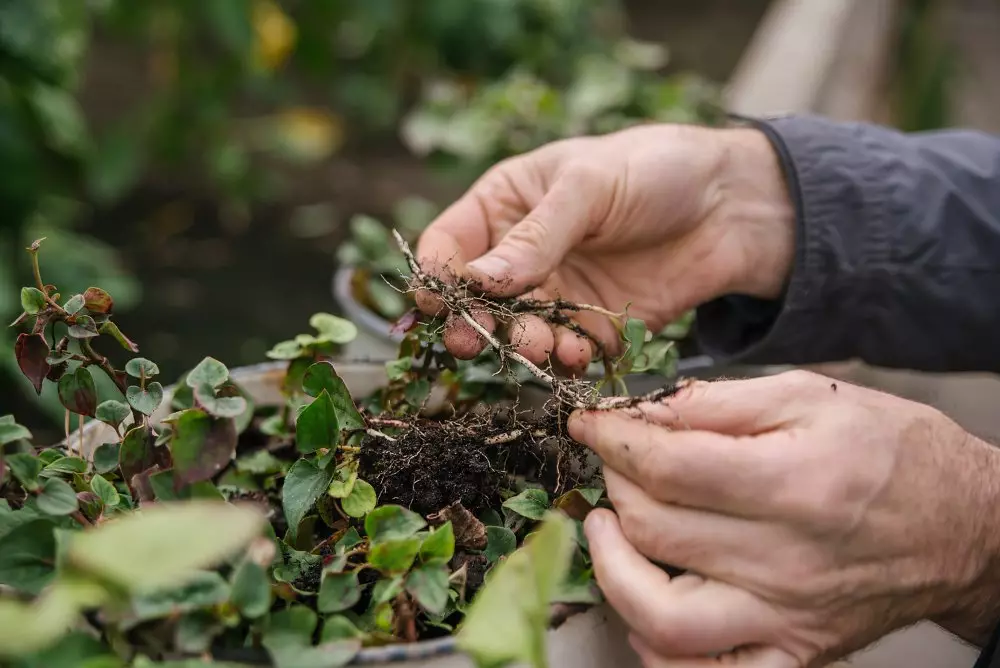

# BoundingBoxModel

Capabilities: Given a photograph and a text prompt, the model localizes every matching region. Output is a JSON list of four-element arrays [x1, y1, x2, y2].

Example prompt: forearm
[[698, 115, 1000, 373]]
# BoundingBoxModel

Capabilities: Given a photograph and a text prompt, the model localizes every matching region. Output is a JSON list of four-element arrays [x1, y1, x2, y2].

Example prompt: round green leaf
[[68, 314, 99, 339], [125, 358, 160, 379], [63, 294, 86, 315], [0, 519, 57, 595], [42, 456, 87, 477], [484, 526, 517, 563], [91, 474, 120, 509], [265, 340, 303, 360], [194, 382, 248, 419], [368, 537, 421, 574], [92, 443, 121, 475], [7, 453, 43, 491], [320, 616, 363, 643], [340, 479, 377, 518], [365, 504, 426, 543], [420, 522, 455, 563], [0, 415, 32, 446], [168, 409, 238, 489], [37, 478, 79, 516], [501, 489, 549, 521], [127, 382, 164, 416], [20, 287, 47, 315], [58, 366, 98, 417], [185, 357, 230, 389], [95, 400, 131, 429], [406, 564, 450, 615], [327, 465, 358, 499], [309, 313, 358, 344], [317, 571, 362, 613]]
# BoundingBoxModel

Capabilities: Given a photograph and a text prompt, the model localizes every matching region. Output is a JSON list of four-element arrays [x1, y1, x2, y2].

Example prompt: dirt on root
[[358, 409, 591, 516]]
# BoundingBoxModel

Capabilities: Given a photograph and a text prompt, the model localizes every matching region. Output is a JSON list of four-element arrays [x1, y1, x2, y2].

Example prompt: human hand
[[568, 370, 1000, 666], [415, 123, 795, 373]]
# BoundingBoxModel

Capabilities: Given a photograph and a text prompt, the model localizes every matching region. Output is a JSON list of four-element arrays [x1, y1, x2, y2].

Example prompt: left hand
[[568, 370, 1000, 667]]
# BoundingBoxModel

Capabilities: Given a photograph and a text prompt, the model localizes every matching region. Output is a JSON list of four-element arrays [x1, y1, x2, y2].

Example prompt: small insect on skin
[[831, 383, 838, 392]]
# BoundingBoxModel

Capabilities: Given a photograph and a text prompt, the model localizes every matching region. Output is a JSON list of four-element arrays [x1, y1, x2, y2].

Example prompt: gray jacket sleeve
[[696, 114, 1000, 373]]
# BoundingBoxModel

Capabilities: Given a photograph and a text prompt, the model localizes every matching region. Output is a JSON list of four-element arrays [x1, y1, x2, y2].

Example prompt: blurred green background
[[0, 0, 960, 438]]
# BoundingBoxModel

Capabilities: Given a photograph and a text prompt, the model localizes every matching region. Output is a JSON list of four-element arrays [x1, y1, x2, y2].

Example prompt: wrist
[[713, 127, 796, 301], [931, 434, 1000, 646]]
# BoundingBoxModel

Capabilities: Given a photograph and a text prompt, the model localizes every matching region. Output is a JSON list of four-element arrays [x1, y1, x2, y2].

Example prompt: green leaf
[[309, 313, 358, 344], [235, 450, 287, 476], [405, 379, 431, 407], [406, 563, 450, 615], [65, 500, 265, 593], [68, 314, 99, 339], [295, 390, 339, 453], [8, 453, 43, 491], [371, 576, 404, 606], [230, 560, 271, 618], [37, 478, 79, 516], [169, 409, 238, 489], [129, 571, 230, 625], [335, 527, 363, 553], [301, 362, 365, 432], [273, 543, 321, 588], [20, 286, 46, 314], [340, 479, 376, 518], [0, 519, 57, 594], [367, 538, 421, 574], [384, 357, 411, 381], [99, 320, 139, 353], [203, 0, 253, 55], [266, 340, 303, 361], [484, 526, 517, 563], [90, 475, 119, 509], [420, 521, 455, 563], [282, 459, 334, 540], [41, 456, 87, 477], [57, 367, 98, 417], [622, 317, 648, 360], [125, 358, 160, 379], [320, 616, 363, 643], [365, 504, 426, 543], [126, 382, 164, 416], [457, 512, 577, 668], [186, 357, 229, 389], [63, 294, 85, 315], [193, 382, 248, 419], [11, 630, 120, 668], [502, 489, 549, 521], [578, 488, 604, 506], [317, 571, 362, 613], [92, 443, 120, 475], [327, 463, 358, 499], [118, 426, 155, 484], [95, 400, 130, 429], [0, 415, 32, 445], [263, 605, 361, 668]]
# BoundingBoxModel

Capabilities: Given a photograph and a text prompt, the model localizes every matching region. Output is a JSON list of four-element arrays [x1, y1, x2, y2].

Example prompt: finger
[[629, 634, 798, 668], [442, 309, 496, 360], [415, 197, 487, 318], [585, 509, 775, 657], [639, 372, 837, 436], [466, 166, 605, 296], [603, 466, 782, 574], [569, 411, 793, 516], [553, 327, 594, 376]]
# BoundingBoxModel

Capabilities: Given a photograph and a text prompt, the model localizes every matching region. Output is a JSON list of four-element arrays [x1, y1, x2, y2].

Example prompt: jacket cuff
[[695, 114, 892, 365]]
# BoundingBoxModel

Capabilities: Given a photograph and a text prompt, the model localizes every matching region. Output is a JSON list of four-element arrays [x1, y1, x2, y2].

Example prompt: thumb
[[466, 167, 601, 296]]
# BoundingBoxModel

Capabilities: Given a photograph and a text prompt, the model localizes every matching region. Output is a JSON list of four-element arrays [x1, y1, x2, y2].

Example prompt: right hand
[[415, 122, 796, 374]]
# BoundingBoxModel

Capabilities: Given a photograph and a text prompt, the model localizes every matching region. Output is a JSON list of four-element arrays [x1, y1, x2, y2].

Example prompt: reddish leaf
[[57, 367, 98, 417], [390, 309, 420, 335], [120, 426, 157, 490], [15, 333, 51, 395], [168, 409, 238, 490], [83, 287, 114, 314], [46, 363, 68, 383]]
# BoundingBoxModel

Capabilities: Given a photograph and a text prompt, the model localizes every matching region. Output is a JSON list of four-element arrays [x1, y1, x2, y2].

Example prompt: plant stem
[[29, 249, 44, 291], [71, 510, 93, 527], [81, 339, 143, 426]]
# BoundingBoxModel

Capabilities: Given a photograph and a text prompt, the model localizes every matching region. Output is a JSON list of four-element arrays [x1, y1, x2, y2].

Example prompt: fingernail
[[584, 509, 607, 535], [467, 255, 511, 279]]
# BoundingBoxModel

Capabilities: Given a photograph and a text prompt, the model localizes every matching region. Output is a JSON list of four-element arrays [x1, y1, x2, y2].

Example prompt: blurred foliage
[[1, 0, 721, 420], [892, 0, 954, 132]]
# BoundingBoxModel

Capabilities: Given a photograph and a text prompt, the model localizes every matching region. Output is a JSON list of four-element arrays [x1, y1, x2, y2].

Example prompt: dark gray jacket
[[696, 115, 1000, 667], [698, 114, 1000, 374]]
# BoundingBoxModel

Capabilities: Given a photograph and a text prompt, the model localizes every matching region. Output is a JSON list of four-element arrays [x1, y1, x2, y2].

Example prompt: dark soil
[[358, 409, 588, 516]]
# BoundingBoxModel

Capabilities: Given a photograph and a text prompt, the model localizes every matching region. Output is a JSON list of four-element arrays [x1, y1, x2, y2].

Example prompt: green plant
[[2, 237, 686, 668]]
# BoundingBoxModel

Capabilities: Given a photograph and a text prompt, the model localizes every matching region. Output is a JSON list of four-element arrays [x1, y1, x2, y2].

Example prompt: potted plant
[[1, 237, 692, 668]]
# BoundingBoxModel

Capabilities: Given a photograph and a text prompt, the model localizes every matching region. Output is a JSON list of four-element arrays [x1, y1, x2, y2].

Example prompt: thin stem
[[29, 249, 43, 291], [71, 510, 93, 527]]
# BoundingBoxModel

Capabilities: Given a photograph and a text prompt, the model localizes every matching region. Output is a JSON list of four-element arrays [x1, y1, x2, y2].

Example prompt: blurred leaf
[[65, 500, 265, 593], [129, 571, 230, 625], [37, 478, 79, 516], [231, 560, 271, 618], [484, 525, 516, 563], [92, 443, 119, 474], [203, 0, 253, 56], [118, 425, 155, 485], [368, 537, 421, 575], [186, 357, 230, 389], [317, 571, 361, 613], [8, 453, 43, 491], [419, 521, 455, 564], [0, 519, 57, 594], [0, 414, 32, 445], [406, 563, 449, 615]]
